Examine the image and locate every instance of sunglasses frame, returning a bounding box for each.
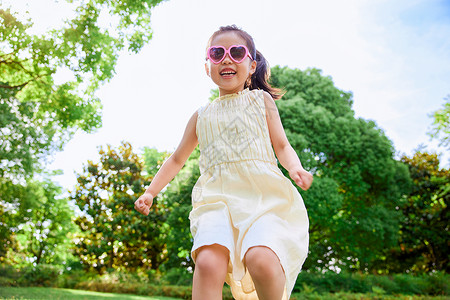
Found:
[206,45,254,64]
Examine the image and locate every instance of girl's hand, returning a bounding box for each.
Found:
[134,193,153,216]
[289,167,313,191]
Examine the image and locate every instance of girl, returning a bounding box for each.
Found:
[135,25,312,300]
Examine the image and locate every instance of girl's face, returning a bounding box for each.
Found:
[205,31,257,97]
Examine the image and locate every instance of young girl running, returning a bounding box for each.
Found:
[135,25,312,300]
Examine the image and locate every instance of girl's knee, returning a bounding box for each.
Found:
[245,247,284,280]
[195,244,229,276]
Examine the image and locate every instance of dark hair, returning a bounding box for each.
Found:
[207,25,284,100]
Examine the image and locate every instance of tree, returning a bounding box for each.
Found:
[71,142,166,273]
[142,147,171,178]
[388,151,449,273]
[429,95,450,149]
[0,180,28,262]
[270,66,412,272]
[0,0,163,264]
[15,179,77,266]
[1,0,164,179]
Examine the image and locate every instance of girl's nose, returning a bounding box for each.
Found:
[222,53,232,64]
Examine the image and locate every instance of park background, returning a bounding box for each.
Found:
[0,0,449,299]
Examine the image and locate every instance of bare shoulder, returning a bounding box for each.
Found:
[189,109,199,131]
[182,109,199,138]
[188,109,199,122]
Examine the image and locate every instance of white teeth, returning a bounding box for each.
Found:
[221,71,236,75]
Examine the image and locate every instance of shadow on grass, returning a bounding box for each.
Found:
[0,287,182,300]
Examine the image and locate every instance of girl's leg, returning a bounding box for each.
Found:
[192,244,229,300]
[244,246,286,300]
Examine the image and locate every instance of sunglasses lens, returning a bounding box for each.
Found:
[230,46,247,62]
[209,47,225,63]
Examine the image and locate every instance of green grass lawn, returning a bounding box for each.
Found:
[1,287,448,300]
[290,293,449,300]
[0,287,181,300]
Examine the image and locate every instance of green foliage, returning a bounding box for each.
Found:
[56,269,99,289]
[17,179,77,266]
[0,0,163,267]
[0,178,77,267]
[0,7,100,180]
[160,268,193,286]
[294,272,449,296]
[428,95,450,148]
[0,263,62,287]
[0,264,20,287]
[142,147,171,177]
[270,66,413,272]
[386,151,449,273]
[209,88,220,102]
[71,142,167,273]
[0,178,25,261]
[21,264,63,287]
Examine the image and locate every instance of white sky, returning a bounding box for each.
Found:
[4,0,450,190]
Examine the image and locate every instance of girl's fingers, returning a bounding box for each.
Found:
[142,194,153,207]
[290,170,313,190]
[301,172,313,190]
[290,172,304,189]
[134,198,147,215]
[136,199,143,209]
[144,198,152,206]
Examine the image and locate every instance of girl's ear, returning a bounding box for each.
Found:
[250,60,257,75]
[205,62,210,77]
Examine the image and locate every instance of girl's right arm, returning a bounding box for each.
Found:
[135,110,199,215]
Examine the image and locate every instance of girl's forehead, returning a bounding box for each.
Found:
[210,31,247,47]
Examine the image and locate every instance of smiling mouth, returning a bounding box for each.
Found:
[220,70,236,76]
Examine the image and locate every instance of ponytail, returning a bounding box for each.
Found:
[208,25,285,100]
[246,50,284,100]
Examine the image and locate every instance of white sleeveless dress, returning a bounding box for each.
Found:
[189,88,309,299]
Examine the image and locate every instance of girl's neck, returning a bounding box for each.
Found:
[219,85,246,98]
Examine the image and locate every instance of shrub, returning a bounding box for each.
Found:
[421,272,449,296]
[161,267,193,286]
[0,264,21,287]
[294,272,449,296]
[0,276,16,287]
[295,272,372,294]
[370,275,400,294]
[391,273,421,294]
[56,269,98,289]
[21,264,62,287]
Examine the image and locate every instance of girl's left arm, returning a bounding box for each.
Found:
[263,91,313,191]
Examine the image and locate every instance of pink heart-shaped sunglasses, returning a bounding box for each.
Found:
[206,45,254,64]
